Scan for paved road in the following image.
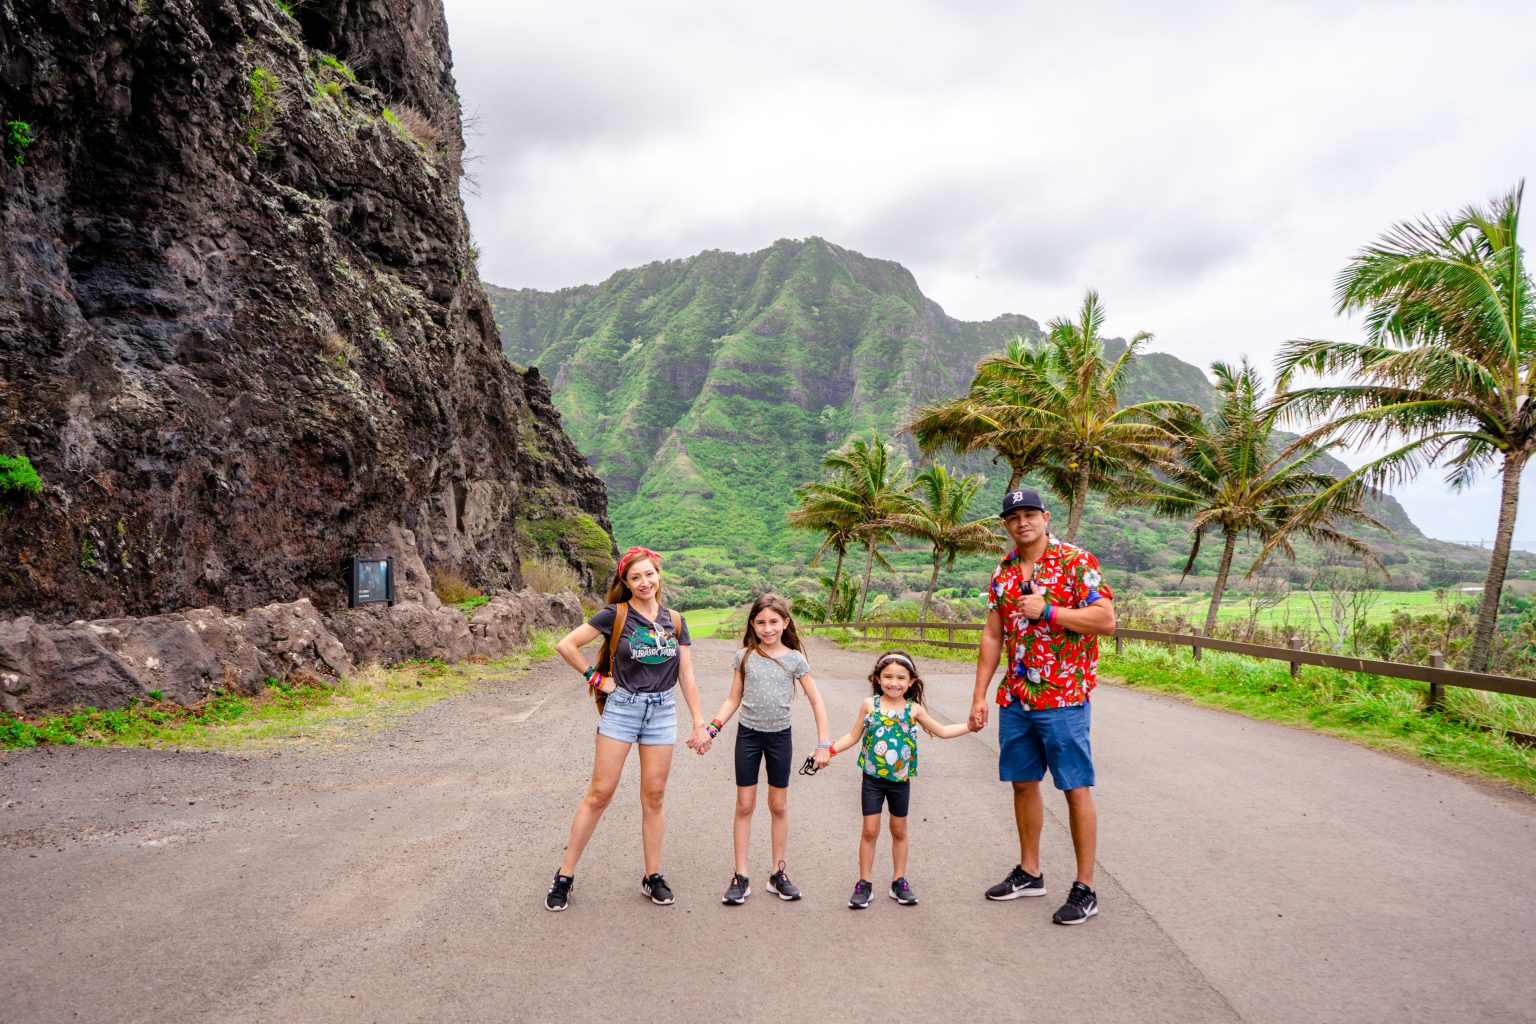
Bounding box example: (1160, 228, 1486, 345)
(4, 636, 1534, 1023)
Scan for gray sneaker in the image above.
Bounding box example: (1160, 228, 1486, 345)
(986, 864, 1046, 900)
(641, 873, 675, 905)
(889, 876, 918, 905)
(722, 873, 750, 905)
(767, 862, 801, 901)
(848, 879, 873, 909)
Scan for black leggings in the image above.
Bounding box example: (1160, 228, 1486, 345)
(735, 724, 793, 788)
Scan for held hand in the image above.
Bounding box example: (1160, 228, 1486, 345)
(690, 724, 711, 754)
(1018, 593, 1047, 622)
(969, 700, 989, 732)
(813, 748, 830, 770)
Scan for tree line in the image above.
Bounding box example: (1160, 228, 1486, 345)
(790, 182, 1533, 674)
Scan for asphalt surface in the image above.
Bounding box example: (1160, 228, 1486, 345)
(3, 636, 1534, 1023)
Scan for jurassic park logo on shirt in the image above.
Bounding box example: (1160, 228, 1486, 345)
(628, 625, 678, 664)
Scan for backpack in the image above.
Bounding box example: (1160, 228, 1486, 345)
(592, 603, 687, 714)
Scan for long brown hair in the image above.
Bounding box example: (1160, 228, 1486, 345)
(740, 593, 808, 694)
(867, 649, 925, 705)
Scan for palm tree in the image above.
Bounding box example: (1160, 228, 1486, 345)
(911, 290, 1196, 541)
(787, 486, 860, 623)
(795, 431, 916, 622)
(1118, 360, 1384, 638)
(1273, 182, 1536, 670)
(888, 463, 1003, 634)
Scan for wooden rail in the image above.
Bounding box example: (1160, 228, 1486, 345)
(807, 619, 1536, 746)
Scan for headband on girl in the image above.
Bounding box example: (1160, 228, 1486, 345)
(616, 546, 662, 579)
(877, 653, 915, 672)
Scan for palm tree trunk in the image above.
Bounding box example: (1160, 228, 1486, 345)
(1065, 462, 1091, 542)
(1006, 462, 1024, 490)
(1204, 528, 1239, 639)
(1469, 450, 1526, 671)
(825, 546, 846, 624)
(857, 537, 877, 623)
(920, 551, 942, 639)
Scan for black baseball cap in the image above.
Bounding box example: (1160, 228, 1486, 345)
(1000, 487, 1046, 517)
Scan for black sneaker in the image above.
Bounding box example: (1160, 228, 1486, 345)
(722, 873, 750, 905)
(642, 873, 675, 905)
(1053, 881, 1098, 924)
(767, 862, 801, 901)
(889, 876, 918, 905)
(545, 872, 573, 912)
(848, 879, 873, 909)
(985, 864, 1046, 901)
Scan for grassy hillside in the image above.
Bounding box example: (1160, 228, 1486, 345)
(489, 238, 1530, 609)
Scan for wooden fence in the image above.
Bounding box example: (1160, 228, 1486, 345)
(806, 619, 1536, 746)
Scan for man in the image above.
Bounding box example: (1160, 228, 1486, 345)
(969, 487, 1115, 925)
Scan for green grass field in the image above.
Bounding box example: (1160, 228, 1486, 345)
(681, 605, 747, 638)
(1141, 589, 1477, 627)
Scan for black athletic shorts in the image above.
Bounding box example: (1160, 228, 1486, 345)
(735, 724, 793, 788)
(860, 772, 911, 817)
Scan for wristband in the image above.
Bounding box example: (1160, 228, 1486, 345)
(706, 723, 719, 738)
(588, 672, 606, 689)
(582, 665, 597, 681)
(710, 718, 724, 733)
(1043, 603, 1055, 625)
(817, 741, 831, 749)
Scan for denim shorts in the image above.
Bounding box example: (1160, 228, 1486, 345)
(998, 700, 1094, 790)
(597, 687, 677, 746)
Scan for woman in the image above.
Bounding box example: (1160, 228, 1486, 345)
(545, 546, 709, 911)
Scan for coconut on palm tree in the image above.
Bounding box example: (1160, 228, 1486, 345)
(888, 463, 1003, 634)
(1274, 182, 1535, 671)
(793, 431, 916, 622)
(1119, 360, 1384, 638)
(911, 290, 1195, 542)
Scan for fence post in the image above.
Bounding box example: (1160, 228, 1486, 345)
(1114, 633, 1123, 655)
(884, 623, 891, 641)
(1192, 627, 1203, 663)
(1428, 651, 1444, 711)
(947, 625, 955, 644)
(1289, 636, 1302, 678)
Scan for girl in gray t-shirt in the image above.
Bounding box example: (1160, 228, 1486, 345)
(699, 594, 831, 905)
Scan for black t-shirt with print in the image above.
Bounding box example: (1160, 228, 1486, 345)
(588, 604, 692, 694)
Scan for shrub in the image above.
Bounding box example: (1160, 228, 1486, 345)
(5, 120, 34, 166)
(0, 453, 41, 497)
(431, 567, 482, 605)
(523, 556, 581, 595)
(245, 67, 280, 151)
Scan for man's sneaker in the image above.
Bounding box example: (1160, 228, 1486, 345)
(847, 879, 873, 909)
(642, 873, 675, 905)
(767, 862, 802, 901)
(545, 872, 573, 912)
(1052, 881, 1099, 925)
(889, 876, 919, 905)
(985, 864, 1046, 901)
(722, 873, 750, 905)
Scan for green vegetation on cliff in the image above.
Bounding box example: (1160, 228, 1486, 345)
(488, 238, 1529, 608)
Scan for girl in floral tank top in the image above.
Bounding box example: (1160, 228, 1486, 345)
(827, 650, 978, 908)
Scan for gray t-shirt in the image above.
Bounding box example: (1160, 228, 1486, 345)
(588, 604, 691, 694)
(732, 648, 810, 733)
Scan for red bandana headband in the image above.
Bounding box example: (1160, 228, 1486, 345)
(616, 546, 662, 579)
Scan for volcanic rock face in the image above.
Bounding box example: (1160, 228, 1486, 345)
(0, 0, 610, 620)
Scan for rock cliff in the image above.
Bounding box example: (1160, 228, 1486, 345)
(0, 0, 611, 621)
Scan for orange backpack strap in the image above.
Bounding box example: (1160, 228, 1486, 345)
(593, 602, 628, 713)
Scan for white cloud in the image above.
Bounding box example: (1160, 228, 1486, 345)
(443, 0, 1536, 541)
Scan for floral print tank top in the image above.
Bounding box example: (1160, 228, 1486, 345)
(858, 695, 918, 781)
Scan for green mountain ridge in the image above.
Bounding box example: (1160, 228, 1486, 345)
(488, 237, 1525, 606)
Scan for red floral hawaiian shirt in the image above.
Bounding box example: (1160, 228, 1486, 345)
(988, 536, 1113, 710)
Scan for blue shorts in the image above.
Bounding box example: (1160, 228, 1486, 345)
(998, 700, 1094, 790)
(597, 688, 677, 746)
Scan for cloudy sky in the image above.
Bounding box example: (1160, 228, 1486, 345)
(443, 0, 1535, 547)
